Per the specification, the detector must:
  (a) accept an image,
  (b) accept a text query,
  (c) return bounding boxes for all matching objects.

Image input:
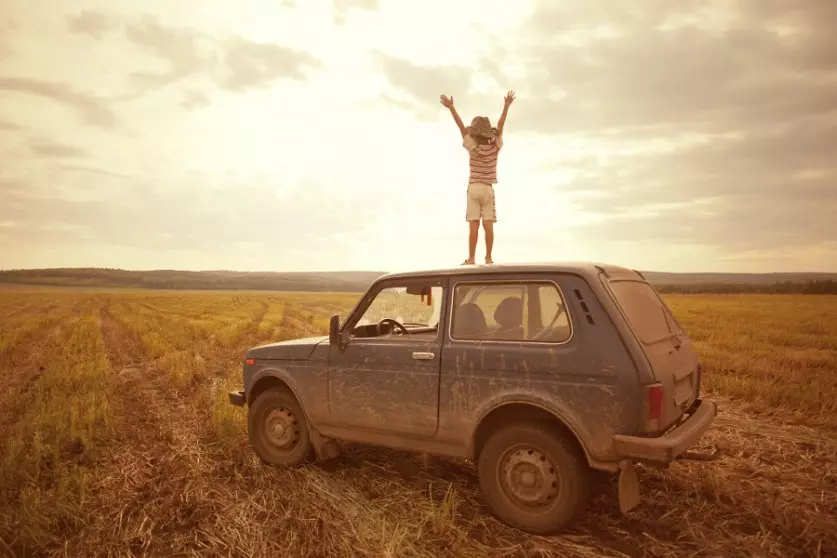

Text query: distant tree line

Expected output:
[1,268,836,294]
[656,279,837,295]
[0,268,384,293]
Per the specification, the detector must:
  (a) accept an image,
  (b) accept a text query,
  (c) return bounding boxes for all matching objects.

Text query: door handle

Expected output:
[412,351,435,360]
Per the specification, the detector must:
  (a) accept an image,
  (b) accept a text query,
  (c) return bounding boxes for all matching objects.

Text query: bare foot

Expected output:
[462,258,475,265]
[485,257,493,265]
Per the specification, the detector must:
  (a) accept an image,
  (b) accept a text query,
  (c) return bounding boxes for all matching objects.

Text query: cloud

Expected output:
[29,138,89,159]
[65,10,115,39]
[573,192,836,252]
[0,119,21,130]
[56,164,136,182]
[0,17,14,60]
[557,118,837,250]
[371,52,476,120]
[374,52,471,102]
[221,36,321,91]
[333,0,379,26]
[0,76,119,128]
[0,175,387,254]
[124,15,214,89]
[181,90,210,110]
[123,15,321,93]
[565,117,837,199]
[493,0,837,137]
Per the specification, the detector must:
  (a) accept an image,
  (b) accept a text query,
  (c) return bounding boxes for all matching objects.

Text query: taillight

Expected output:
[645,383,664,432]
[647,384,664,420]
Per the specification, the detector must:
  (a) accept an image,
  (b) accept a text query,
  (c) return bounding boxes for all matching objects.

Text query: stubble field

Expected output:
[0,287,835,558]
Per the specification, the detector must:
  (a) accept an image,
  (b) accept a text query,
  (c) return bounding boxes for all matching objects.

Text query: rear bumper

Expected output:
[612,398,717,464]
[228,390,246,406]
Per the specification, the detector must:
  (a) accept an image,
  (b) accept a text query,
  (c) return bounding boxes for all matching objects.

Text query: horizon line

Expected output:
[2,266,837,275]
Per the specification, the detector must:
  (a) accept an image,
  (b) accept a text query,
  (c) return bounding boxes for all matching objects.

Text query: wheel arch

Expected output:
[470,401,600,470]
[248,374,299,406]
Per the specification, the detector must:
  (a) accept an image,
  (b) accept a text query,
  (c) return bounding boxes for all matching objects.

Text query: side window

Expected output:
[537,284,571,341]
[450,281,571,343]
[351,283,444,340]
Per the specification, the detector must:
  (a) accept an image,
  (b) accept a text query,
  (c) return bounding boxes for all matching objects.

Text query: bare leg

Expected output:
[483,220,494,263]
[464,220,479,264]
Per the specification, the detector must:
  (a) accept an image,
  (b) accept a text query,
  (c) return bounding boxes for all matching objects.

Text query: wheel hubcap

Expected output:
[265,407,299,449]
[501,447,560,508]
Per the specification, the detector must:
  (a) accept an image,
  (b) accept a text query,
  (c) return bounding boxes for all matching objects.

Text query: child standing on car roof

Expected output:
[440,90,515,265]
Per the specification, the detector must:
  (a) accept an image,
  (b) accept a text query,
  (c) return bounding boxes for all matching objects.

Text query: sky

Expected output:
[0,0,835,273]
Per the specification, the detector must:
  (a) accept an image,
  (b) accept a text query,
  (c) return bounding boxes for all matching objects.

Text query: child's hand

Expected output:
[504,90,516,107]
[440,94,454,109]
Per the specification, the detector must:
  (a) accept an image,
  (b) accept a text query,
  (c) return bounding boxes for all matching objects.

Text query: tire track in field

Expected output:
[59,302,231,556]
[0,304,76,438]
[137,301,202,321]
[233,301,268,349]
[4,302,58,321]
[202,301,268,380]
[250,301,269,335]
[0,301,35,321]
[98,302,147,370]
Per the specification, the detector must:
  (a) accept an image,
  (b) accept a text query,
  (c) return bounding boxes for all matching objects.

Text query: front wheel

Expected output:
[248,387,313,466]
[477,421,591,534]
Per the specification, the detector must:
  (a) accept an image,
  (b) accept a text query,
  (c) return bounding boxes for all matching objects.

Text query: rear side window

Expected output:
[450,281,571,343]
[608,280,677,344]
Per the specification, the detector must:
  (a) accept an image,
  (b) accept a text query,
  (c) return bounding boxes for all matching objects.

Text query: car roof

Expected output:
[375,261,643,282]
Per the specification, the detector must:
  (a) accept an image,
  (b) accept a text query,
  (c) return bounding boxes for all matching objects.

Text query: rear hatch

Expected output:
[606,278,700,433]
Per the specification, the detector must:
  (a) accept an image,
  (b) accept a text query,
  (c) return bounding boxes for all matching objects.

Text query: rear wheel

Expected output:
[248,387,313,466]
[477,421,590,534]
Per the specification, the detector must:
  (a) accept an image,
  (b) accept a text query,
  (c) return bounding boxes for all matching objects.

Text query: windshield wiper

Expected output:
[661,308,682,348]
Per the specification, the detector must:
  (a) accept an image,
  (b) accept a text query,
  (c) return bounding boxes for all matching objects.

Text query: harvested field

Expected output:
[0,289,835,557]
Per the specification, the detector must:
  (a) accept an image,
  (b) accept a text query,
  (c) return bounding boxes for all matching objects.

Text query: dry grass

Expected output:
[0,289,835,557]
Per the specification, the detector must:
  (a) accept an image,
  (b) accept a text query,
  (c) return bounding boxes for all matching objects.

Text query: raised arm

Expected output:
[496,90,515,136]
[440,94,466,136]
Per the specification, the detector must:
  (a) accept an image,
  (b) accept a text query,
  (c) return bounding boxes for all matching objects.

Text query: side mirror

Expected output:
[329,315,340,345]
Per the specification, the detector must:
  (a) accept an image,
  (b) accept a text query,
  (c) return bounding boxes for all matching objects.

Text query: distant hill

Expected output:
[0,267,836,294]
[0,268,387,292]
[640,271,837,285]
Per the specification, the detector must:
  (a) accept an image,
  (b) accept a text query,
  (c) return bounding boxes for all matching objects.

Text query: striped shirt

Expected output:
[463,134,503,184]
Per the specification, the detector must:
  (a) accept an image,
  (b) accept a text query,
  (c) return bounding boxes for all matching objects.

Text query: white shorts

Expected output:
[465,182,496,222]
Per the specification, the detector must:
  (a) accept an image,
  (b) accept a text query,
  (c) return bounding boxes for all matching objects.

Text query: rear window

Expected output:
[608,280,676,344]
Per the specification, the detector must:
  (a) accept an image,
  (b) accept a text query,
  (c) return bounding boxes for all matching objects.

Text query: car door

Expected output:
[326,277,446,437]
[435,274,592,442]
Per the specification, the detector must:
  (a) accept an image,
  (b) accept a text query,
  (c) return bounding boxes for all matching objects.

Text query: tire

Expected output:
[248,386,313,466]
[477,421,591,534]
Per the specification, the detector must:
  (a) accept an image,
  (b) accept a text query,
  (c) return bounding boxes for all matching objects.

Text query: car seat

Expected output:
[452,302,488,339]
[493,297,524,341]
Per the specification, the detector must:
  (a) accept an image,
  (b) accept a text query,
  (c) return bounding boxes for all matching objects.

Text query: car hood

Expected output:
[245,335,329,361]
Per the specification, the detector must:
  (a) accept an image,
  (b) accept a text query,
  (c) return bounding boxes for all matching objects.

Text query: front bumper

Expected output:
[612,398,717,464]
[228,390,246,406]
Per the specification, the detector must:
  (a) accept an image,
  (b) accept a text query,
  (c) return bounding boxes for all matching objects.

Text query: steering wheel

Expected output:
[530,303,566,341]
[378,318,408,335]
